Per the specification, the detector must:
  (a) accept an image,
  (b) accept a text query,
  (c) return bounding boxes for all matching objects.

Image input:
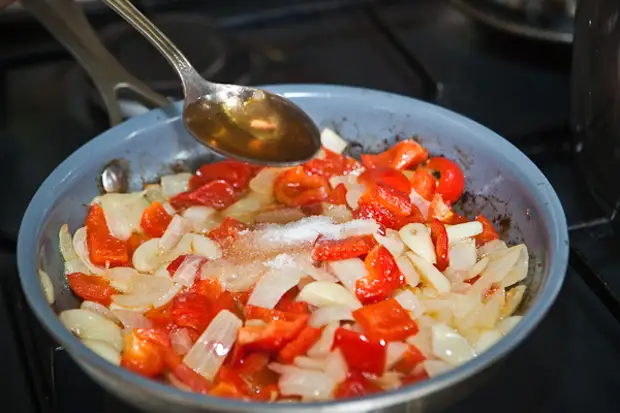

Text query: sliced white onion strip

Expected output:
[431,323,476,366]
[132,238,163,273]
[247,266,303,309]
[172,255,205,287]
[59,225,79,262]
[72,227,105,274]
[112,309,152,330]
[447,239,477,272]
[406,252,451,294]
[399,223,436,264]
[477,239,507,258]
[474,329,502,353]
[274,364,336,401]
[161,173,192,199]
[81,301,119,322]
[321,128,348,154]
[158,215,192,254]
[39,269,55,305]
[170,328,194,356]
[422,360,452,377]
[294,255,337,282]
[322,204,353,224]
[293,356,325,371]
[445,221,483,246]
[99,192,150,241]
[328,258,367,293]
[393,289,425,318]
[182,206,218,232]
[104,267,140,292]
[308,305,354,328]
[499,245,529,288]
[249,167,284,196]
[59,309,123,351]
[497,316,523,335]
[183,310,242,380]
[82,339,121,365]
[307,322,339,358]
[324,349,348,384]
[297,281,362,310]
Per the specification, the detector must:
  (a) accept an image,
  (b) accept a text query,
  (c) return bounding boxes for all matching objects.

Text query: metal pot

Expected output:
[571,0,620,213]
[17,85,568,413]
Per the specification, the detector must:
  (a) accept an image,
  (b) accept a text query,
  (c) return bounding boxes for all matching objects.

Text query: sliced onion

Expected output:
[152,283,184,309]
[406,252,450,294]
[99,192,149,241]
[81,301,119,322]
[337,219,380,239]
[112,309,152,329]
[276,364,336,401]
[293,356,325,371]
[82,339,121,365]
[447,239,477,272]
[255,207,307,225]
[202,260,264,292]
[247,266,304,309]
[249,167,284,196]
[374,229,405,258]
[502,285,526,317]
[328,258,367,293]
[223,191,272,224]
[158,215,192,254]
[431,323,476,366]
[345,186,365,210]
[399,224,436,264]
[445,221,483,246]
[321,128,348,154]
[297,281,362,310]
[307,322,338,358]
[293,255,337,282]
[324,349,348,383]
[181,206,219,233]
[59,309,123,351]
[396,255,420,287]
[477,239,507,258]
[322,204,353,224]
[309,305,354,328]
[497,315,523,335]
[183,310,242,380]
[409,189,430,219]
[161,173,192,199]
[170,328,194,355]
[386,341,409,370]
[132,238,163,273]
[422,360,452,377]
[144,184,166,204]
[104,267,141,292]
[129,272,174,295]
[467,257,489,280]
[72,227,105,274]
[473,329,502,353]
[39,269,55,305]
[393,289,425,318]
[59,224,79,262]
[172,255,205,287]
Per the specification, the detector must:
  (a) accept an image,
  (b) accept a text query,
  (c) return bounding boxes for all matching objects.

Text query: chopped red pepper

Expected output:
[66,272,118,306]
[429,219,450,271]
[325,183,347,206]
[273,166,330,207]
[166,254,189,276]
[170,180,237,210]
[127,232,150,258]
[474,214,500,247]
[427,193,454,223]
[170,292,217,333]
[85,204,129,267]
[165,350,212,394]
[355,245,404,304]
[140,202,172,238]
[121,328,168,378]
[332,327,386,376]
[312,234,377,261]
[303,149,360,178]
[410,168,436,201]
[361,140,428,170]
[392,344,426,374]
[426,157,465,204]
[358,166,412,195]
[275,288,310,314]
[334,371,382,399]
[353,298,419,342]
[144,302,175,331]
[372,185,413,217]
[237,315,308,352]
[278,325,322,363]
[190,160,256,191]
[208,217,247,246]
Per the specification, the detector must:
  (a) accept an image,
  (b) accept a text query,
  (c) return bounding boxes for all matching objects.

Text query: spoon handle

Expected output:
[101,0,206,101]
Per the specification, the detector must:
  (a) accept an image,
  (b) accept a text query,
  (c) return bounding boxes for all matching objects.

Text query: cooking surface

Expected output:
[0,0,619,412]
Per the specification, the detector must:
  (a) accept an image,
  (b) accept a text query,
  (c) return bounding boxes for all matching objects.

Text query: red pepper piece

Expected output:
[164,350,212,394]
[359,166,412,195]
[85,204,129,267]
[121,328,169,378]
[332,327,386,376]
[170,180,237,210]
[353,298,419,342]
[325,183,348,206]
[392,344,426,374]
[334,371,383,399]
[312,234,377,261]
[361,140,428,170]
[303,149,360,178]
[474,214,500,247]
[429,219,450,271]
[127,232,150,258]
[238,310,309,352]
[355,245,404,304]
[278,325,322,363]
[275,287,310,314]
[426,157,465,204]
[190,160,256,191]
[170,292,217,333]
[273,166,330,207]
[66,272,118,306]
[140,202,172,238]
[410,168,436,201]
[208,217,247,247]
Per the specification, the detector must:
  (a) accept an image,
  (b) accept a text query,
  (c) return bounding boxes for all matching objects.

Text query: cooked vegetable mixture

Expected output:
[51,128,528,402]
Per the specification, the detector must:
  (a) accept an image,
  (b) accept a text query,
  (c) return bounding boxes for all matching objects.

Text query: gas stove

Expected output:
[1,1,619,412]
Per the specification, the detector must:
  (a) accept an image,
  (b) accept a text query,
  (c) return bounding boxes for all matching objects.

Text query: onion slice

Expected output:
[59,309,123,351]
[321,128,348,154]
[183,310,242,380]
[248,266,304,309]
[172,255,205,287]
[274,364,336,401]
[112,309,152,330]
[308,305,354,328]
[297,281,362,310]
[170,328,194,356]
[39,269,55,305]
[406,252,451,294]
[82,339,121,366]
[431,323,476,366]
[158,215,192,254]
[161,173,192,199]
[328,258,367,293]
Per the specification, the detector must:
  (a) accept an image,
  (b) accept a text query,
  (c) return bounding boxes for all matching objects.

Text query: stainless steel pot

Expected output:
[17,85,569,413]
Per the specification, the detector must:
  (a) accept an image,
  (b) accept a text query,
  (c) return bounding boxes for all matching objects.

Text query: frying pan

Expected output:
[17,84,568,413]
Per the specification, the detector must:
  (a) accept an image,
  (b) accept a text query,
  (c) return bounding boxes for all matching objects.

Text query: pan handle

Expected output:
[20,0,170,126]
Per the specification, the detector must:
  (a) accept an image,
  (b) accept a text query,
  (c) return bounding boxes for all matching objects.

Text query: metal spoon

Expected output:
[101,0,320,166]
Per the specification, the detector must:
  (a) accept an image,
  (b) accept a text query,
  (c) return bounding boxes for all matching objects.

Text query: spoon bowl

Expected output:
[101,0,320,166]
